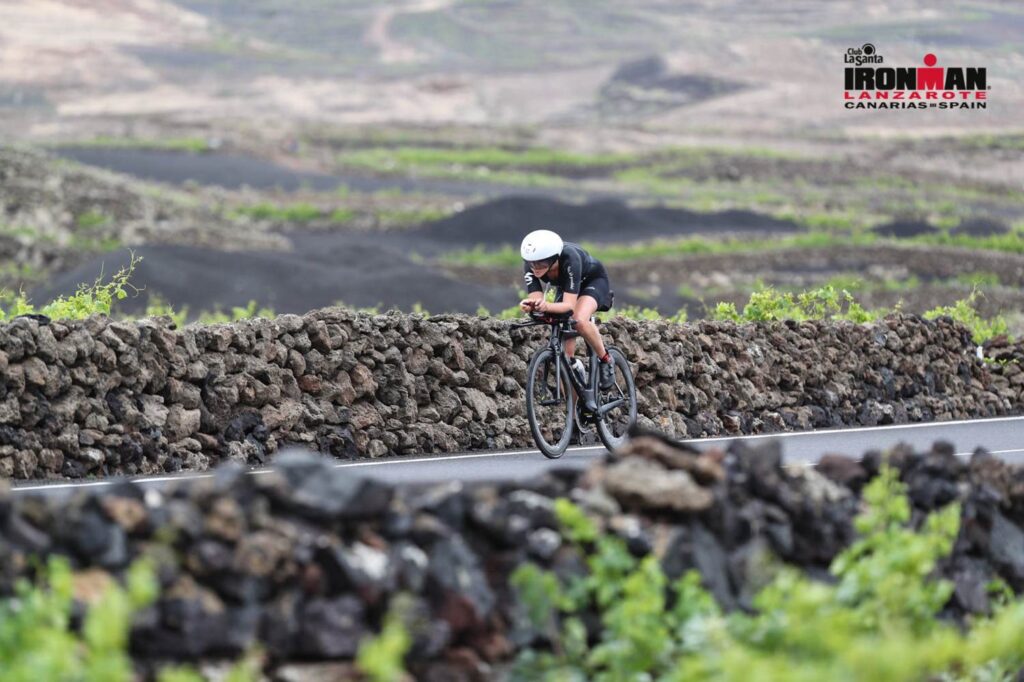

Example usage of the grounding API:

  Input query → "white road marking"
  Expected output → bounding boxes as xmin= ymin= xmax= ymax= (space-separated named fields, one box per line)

xmin=693 ymin=414 xmax=1024 ymax=444
xmin=11 ymin=416 xmax=1024 ymax=492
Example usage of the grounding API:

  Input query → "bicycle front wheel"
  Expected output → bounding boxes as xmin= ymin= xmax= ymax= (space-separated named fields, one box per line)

xmin=525 ymin=348 xmax=575 ymax=458
xmin=596 ymin=346 xmax=637 ymax=452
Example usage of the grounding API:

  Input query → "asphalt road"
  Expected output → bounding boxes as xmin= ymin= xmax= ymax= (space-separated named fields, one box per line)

xmin=11 ymin=415 xmax=1024 ymax=496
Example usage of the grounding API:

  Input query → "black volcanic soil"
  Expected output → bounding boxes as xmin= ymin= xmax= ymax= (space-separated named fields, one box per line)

xmin=413 ymin=195 xmax=798 ymax=250
xmin=53 ymin=147 xmax=623 ymax=200
xmin=29 ymin=238 xmax=513 ymax=317
xmin=32 ymin=194 xmax=802 ymax=318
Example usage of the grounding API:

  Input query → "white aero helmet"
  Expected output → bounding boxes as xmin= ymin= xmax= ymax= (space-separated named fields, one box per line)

xmin=520 ymin=229 xmax=563 ymax=262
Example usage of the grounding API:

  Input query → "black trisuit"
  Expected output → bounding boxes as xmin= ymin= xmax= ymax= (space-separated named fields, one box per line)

xmin=523 ymin=242 xmax=614 ymax=311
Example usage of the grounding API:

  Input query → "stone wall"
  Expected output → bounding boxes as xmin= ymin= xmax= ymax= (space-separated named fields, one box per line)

xmin=2 ymin=435 xmax=1023 ymax=678
xmin=0 ymin=308 xmax=1021 ymax=479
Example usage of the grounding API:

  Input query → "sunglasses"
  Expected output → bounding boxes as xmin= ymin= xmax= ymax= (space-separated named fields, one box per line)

xmin=529 ymin=258 xmax=555 ymax=269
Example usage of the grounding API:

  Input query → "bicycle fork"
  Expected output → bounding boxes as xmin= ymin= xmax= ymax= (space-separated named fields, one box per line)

xmin=539 ymin=361 xmax=566 ymax=407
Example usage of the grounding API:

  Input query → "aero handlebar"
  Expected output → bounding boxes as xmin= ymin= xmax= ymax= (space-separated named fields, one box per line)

xmin=509 ymin=311 xmax=576 ymax=330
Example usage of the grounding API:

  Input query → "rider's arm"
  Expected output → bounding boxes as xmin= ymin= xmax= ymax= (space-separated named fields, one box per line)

xmin=521 ymin=263 xmax=546 ymax=310
xmin=541 ymin=249 xmax=582 ymax=313
xmin=520 ymin=291 xmax=544 ymax=308
xmin=543 ymin=292 xmax=576 ymax=314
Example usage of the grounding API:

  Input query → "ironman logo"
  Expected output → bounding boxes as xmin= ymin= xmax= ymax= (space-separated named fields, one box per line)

xmin=844 ymin=51 xmax=989 ymax=110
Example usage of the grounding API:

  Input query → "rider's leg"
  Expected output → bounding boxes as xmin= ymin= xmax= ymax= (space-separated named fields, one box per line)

xmin=571 ymin=295 xmax=606 ymax=359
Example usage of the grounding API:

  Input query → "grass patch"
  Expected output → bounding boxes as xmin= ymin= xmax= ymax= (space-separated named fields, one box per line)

xmin=676 ymin=284 xmax=699 ymax=299
xmin=375 ymin=207 xmax=450 ymax=225
xmin=341 ymin=152 xmax=571 ymax=187
xmin=0 ymin=225 xmax=50 ymax=242
xmin=792 ymin=210 xmax=862 ymax=232
xmin=341 ymin=146 xmax=633 ymax=171
xmin=0 ymin=262 xmax=39 ymax=283
xmin=197 ymin=300 xmax=276 ymax=325
xmin=911 ymin=231 xmax=1024 ymax=254
xmin=229 ymin=202 xmax=359 ymax=224
xmin=328 ymin=207 xmax=356 ymax=223
xmin=69 ymin=235 xmax=122 ymax=252
xmin=819 ymin=274 xmax=865 ymax=292
xmin=814 ymin=274 xmax=921 ymax=294
xmin=336 ymin=144 xmax=644 ymax=187
xmin=64 ymin=136 xmax=212 ymax=153
xmin=443 ymin=232 xmax=881 ymax=268
xmin=446 ymin=226 xmax=1024 ymax=271
xmin=954 ymin=272 xmax=1001 ymax=288
xmin=143 ymin=293 xmax=189 ymax=328
xmin=942 ymin=133 xmax=1024 ymax=152
xmin=76 ymin=210 xmax=110 ymax=231
xmin=230 ymin=202 xmax=323 ymax=222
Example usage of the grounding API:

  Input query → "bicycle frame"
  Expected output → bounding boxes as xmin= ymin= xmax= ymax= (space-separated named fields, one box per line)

xmin=521 ymin=313 xmax=625 ymax=418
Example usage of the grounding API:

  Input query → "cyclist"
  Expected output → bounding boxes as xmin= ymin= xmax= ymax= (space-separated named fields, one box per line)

xmin=518 ymin=229 xmax=616 ymax=390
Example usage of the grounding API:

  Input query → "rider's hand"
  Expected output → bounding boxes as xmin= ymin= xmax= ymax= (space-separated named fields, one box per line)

xmin=519 ymin=298 xmax=535 ymax=312
xmin=535 ymin=300 xmax=547 ymax=313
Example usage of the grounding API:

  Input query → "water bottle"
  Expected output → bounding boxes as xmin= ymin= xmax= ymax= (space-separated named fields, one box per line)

xmin=572 ymin=358 xmax=587 ymax=383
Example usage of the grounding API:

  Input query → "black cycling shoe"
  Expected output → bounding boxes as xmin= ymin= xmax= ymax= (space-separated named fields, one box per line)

xmin=599 ymin=359 xmax=616 ymax=390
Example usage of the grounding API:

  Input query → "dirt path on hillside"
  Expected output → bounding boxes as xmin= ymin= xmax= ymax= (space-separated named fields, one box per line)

xmin=364 ymin=0 xmax=454 ymax=65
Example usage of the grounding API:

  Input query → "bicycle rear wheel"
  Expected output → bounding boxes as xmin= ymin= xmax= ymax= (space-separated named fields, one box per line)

xmin=596 ymin=346 xmax=637 ymax=452
xmin=525 ymin=348 xmax=575 ymax=458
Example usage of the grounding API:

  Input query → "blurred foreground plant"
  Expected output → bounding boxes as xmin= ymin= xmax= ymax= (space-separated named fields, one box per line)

xmin=357 ymin=594 xmax=414 ymax=682
xmin=509 ymin=467 xmax=1024 ymax=681
xmin=0 ymin=557 xmax=256 ymax=682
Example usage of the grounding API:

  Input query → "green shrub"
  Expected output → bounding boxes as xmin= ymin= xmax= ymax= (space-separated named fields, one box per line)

xmin=0 ymin=557 xmax=254 ymax=682
xmin=707 ymin=285 xmax=883 ymax=324
xmin=924 ymin=290 xmax=1010 ymax=344
xmin=0 ymin=254 xmax=140 ymax=322
xmin=609 ymin=304 xmax=688 ymax=323
xmin=0 ymin=558 xmax=152 ymax=682
xmin=711 ymin=301 xmax=742 ymax=322
xmin=143 ymin=293 xmax=189 ymax=328
xmin=357 ymin=594 xmax=413 ymax=682
xmin=198 ymin=300 xmax=275 ymax=324
xmin=509 ymin=467 xmax=1024 ymax=681
xmin=333 ymin=300 xmax=382 ymax=315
